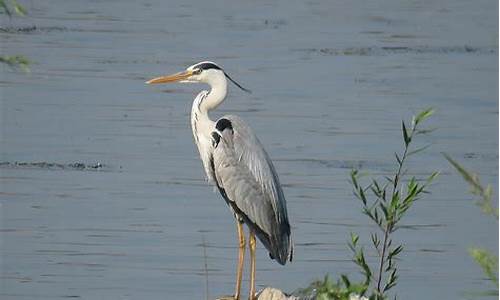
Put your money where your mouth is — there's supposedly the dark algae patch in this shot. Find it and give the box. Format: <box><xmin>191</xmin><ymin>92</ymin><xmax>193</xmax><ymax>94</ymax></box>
<box><xmin>0</xmin><ymin>161</ymin><xmax>105</xmax><ymax>171</ymax></box>
<box><xmin>297</xmin><ymin>45</ymin><xmax>497</xmax><ymax>56</ymax></box>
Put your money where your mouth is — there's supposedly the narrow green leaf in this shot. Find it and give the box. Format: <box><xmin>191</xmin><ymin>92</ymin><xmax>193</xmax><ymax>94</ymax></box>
<box><xmin>380</xmin><ymin>202</ymin><xmax>388</xmax><ymax>219</ymax></box>
<box><xmin>469</xmin><ymin>248</ymin><xmax>499</xmax><ymax>286</ymax></box>
<box><xmin>402</xmin><ymin>121</ymin><xmax>410</xmax><ymax>146</ymax></box>
<box><xmin>414</xmin><ymin>108</ymin><xmax>434</xmax><ymax>125</ymax></box>
<box><xmin>13</xmin><ymin>3</ymin><xmax>26</xmax><ymax>16</ymax></box>
<box><xmin>359</xmin><ymin>186</ymin><xmax>367</xmax><ymax>205</ymax></box>
<box><xmin>443</xmin><ymin>153</ymin><xmax>498</xmax><ymax>218</ymax></box>
<box><xmin>390</xmin><ymin>191</ymin><xmax>400</xmax><ymax>212</ymax></box>
<box><xmin>385</xmin><ymin>257</ymin><xmax>393</xmax><ymax>271</ymax></box>
<box><xmin>384</xmin><ymin>268</ymin><xmax>398</xmax><ymax>292</ymax></box>
<box><xmin>443</xmin><ymin>153</ymin><xmax>480</xmax><ymax>189</ymax></box>
<box><xmin>407</xmin><ymin>144</ymin><xmax>431</xmax><ymax>156</ymax></box>
<box><xmin>371</xmin><ymin>233</ymin><xmax>380</xmax><ymax>250</ymax></box>
<box><xmin>340</xmin><ymin>274</ymin><xmax>351</xmax><ymax>288</ymax></box>
<box><xmin>395</xmin><ymin>152</ymin><xmax>402</xmax><ymax>165</ymax></box>
<box><xmin>373</xmin><ymin>208</ymin><xmax>379</xmax><ymax>222</ymax></box>
<box><xmin>426</xmin><ymin>171</ymin><xmax>439</xmax><ymax>184</ymax></box>
<box><xmin>415</xmin><ymin>128</ymin><xmax>437</xmax><ymax>135</ymax></box>
<box><xmin>0</xmin><ymin>0</ymin><xmax>12</xmax><ymax>16</ymax></box>
<box><xmin>351</xmin><ymin>233</ymin><xmax>359</xmax><ymax>247</ymax></box>
<box><xmin>0</xmin><ymin>55</ymin><xmax>31</xmax><ymax>72</ymax></box>
<box><xmin>351</xmin><ymin>169</ymin><xmax>359</xmax><ymax>189</ymax></box>
<box><xmin>388</xmin><ymin>245</ymin><xmax>403</xmax><ymax>260</ymax></box>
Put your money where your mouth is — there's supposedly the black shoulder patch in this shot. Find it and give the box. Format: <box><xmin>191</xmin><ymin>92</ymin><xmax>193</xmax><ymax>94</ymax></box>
<box><xmin>194</xmin><ymin>62</ymin><xmax>222</xmax><ymax>71</ymax></box>
<box><xmin>215</xmin><ymin>118</ymin><xmax>233</xmax><ymax>132</ymax></box>
<box><xmin>211</xmin><ymin>131</ymin><xmax>221</xmax><ymax>147</ymax></box>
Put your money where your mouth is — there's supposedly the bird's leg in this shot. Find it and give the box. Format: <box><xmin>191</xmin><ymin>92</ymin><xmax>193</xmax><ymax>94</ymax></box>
<box><xmin>214</xmin><ymin>220</ymin><xmax>246</xmax><ymax>300</ymax></box>
<box><xmin>234</xmin><ymin>220</ymin><xmax>245</xmax><ymax>300</ymax></box>
<box><xmin>248</xmin><ymin>230</ymin><xmax>257</xmax><ymax>300</ymax></box>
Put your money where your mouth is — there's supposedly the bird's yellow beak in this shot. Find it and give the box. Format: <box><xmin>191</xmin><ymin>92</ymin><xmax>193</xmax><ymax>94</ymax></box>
<box><xmin>145</xmin><ymin>70</ymin><xmax>193</xmax><ymax>84</ymax></box>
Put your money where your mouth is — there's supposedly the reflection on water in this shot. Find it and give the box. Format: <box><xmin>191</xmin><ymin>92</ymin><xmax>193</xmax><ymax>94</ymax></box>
<box><xmin>1</xmin><ymin>0</ymin><xmax>497</xmax><ymax>299</ymax></box>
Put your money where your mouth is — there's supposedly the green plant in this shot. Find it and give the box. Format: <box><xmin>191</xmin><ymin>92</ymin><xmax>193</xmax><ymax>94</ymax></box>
<box><xmin>443</xmin><ymin>154</ymin><xmax>498</xmax><ymax>297</ymax></box>
<box><xmin>296</xmin><ymin>275</ymin><xmax>368</xmax><ymax>300</ymax></box>
<box><xmin>0</xmin><ymin>0</ymin><xmax>26</xmax><ymax>16</ymax></box>
<box><xmin>0</xmin><ymin>55</ymin><xmax>30</xmax><ymax>72</ymax></box>
<box><xmin>0</xmin><ymin>1</ymin><xmax>31</xmax><ymax>72</ymax></box>
<box><xmin>349</xmin><ymin>108</ymin><xmax>438</xmax><ymax>299</ymax></box>
<box><xmin>299</xmin><ymin>109</ymin><xmax>438</xmax><ymax>300</ymax></box>
<box><xmin>443</xmin><ymin>154</ymin><xmax>498</xmax><ymax>219</ymax></box>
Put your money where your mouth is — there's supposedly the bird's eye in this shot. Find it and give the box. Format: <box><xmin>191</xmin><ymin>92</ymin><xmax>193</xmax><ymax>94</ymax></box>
<box><xmin>193</xmin><ymin>68</ymin><xmax>202</xmax><ymax>75</ymax></box>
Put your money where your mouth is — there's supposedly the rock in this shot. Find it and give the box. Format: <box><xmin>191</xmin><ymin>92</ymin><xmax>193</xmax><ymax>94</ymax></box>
<box><xmin>256</xmin><ymin>287</ymin><xmax>299</xmax><ymax>300</ymax></box>
<box><xmin>215</xmin><ymin>287</ymin><xmax>298</xmax><ymax>300</ymax></box>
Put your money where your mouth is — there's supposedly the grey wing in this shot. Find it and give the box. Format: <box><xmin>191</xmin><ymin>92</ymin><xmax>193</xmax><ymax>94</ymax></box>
<box><xmin>213</xmin><ymin>115</ymin><xmax>292</xmax><ymax>264</ymax></box>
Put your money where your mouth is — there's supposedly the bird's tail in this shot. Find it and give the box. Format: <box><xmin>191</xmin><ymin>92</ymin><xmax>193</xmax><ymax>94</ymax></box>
<box><xmin>273</xmin><ymin>224</ymin><xmax>293</xmax><ymax>265</ymax></box>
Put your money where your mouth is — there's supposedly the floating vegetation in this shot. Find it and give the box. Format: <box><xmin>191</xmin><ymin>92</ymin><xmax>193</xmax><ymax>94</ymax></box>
<box><xmin>0</xmin><ymin>25</ymin><xmax>69</xmax><ymax>33</ymax></box>
<box><xmin>263</xmin><ymin>18</ymin><xmax>288</xmax><ymax>29</ymax></box>
<box><xmin>297</xmin><ymin>45</ymin><xmax>497</xmax><ymax>56</ymax></box>
<box><xmin>0</xmin><ymin>25</ymin><xmax>127</xmax><ymax>34</ymax></box>
<box><xmin>0</xmin><ymin>161</ymin><xmax>106</xmax><ymax>171</ymax></box>
<box><xmin>276</xmin><ymin>158</ymin><xmax>392</xmax><ymax>171</ymax></box>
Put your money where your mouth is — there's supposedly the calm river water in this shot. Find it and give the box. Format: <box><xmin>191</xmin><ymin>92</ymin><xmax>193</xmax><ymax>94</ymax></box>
<box><xmin>1</xmin><ymin>0</ymin><xmax>498</xmax><ymax>299</ymax></box>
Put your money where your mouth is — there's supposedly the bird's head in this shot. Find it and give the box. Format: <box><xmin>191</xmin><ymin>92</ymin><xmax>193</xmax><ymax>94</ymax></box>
<box><xmin>146</xmin><ymin>61</ymin><xmax>251</xmax><ymax>93</ymax></box>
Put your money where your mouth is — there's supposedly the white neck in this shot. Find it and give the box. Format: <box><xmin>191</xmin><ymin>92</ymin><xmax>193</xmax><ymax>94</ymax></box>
<box><xmin>199</xmin><ymin>74</ymin><xmax>227</xmax><ymax>114</ymax></box>
<box><xmin>190</xmin><ymin>74</ymin><xmax>228</xmax><ymax>183</ymax></box>
<box><xmin>191</xmin><ymin>74</ymin><xmax>228</xmax><ymax>143</ymax></box>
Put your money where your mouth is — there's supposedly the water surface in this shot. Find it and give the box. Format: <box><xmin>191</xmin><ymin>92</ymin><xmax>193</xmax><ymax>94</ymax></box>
<box><xmin>1</xmin><ymin>1</ymin><xmax>498</xmax><ymax>299</ymax></box>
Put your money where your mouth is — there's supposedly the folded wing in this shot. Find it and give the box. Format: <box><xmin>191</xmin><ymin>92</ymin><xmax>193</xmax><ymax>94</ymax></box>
<box><xmin>210</xmin><ymin>116</ymin><xmax>292</xmax><ymax>265</ymax></box>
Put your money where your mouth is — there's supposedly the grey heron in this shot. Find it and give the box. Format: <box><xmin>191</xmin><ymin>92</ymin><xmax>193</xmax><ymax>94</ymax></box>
<box><xmin>146</xmin><ymin>61</ymin><xmax>293</xmax><ymax>300</ymax></box>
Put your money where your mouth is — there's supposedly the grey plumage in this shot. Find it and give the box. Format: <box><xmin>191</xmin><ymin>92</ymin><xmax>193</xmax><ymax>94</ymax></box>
<box><xmin>147</xmin><ymin>61</ymin><xmax>292</xmax><ymax>299</ymax></box>
<box><xmin>211</xmin><ymin>116</ymin><xmax>293</xmax><ymax>265</ymax></box>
